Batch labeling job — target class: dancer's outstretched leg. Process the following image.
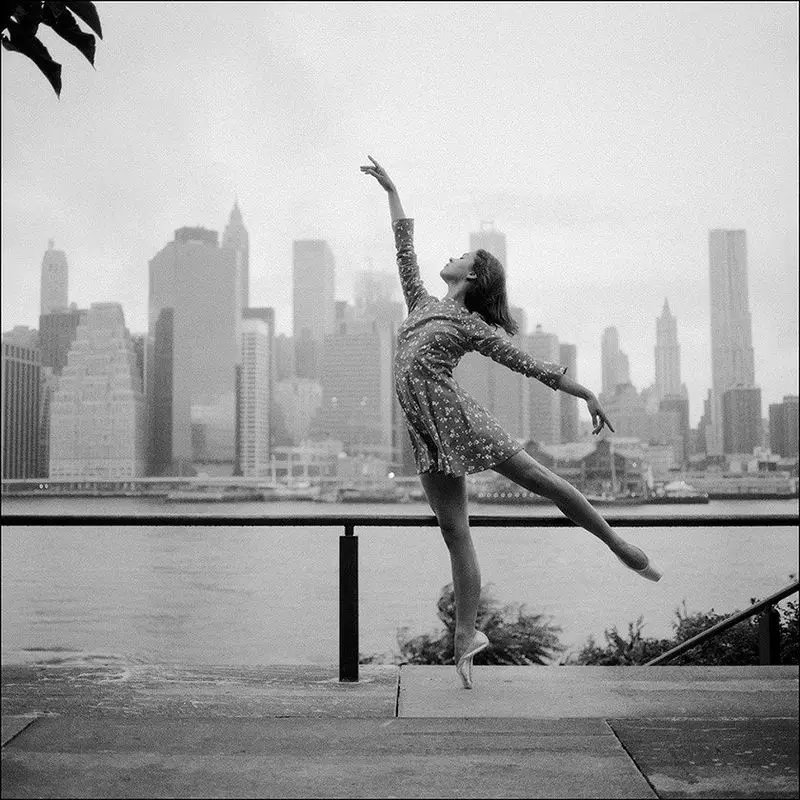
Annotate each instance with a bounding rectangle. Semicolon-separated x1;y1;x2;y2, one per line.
419;471;482;660
492;450;653;571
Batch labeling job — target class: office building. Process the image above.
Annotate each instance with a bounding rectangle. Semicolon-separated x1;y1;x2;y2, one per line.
769;395;799;457
655;299;681;401
38;305;85;375
708;229;755;454
40;239;68;316
239;317;270;476
1;327;42;478
222;201;250;310
528;324;561;445
274;378;323;445
470;221;507;266
293;239;335;379
601;327;630;396
559;343;579;443
146;226;240;475
722;386;762;456
50;303;146;479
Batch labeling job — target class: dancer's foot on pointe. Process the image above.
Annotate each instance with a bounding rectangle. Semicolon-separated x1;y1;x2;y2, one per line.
612;539;650;571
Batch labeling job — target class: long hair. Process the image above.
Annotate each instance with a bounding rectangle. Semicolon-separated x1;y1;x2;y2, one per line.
464;249;519;336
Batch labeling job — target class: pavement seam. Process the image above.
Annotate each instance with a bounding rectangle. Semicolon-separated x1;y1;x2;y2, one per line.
1;716;38;749
603;718;661;799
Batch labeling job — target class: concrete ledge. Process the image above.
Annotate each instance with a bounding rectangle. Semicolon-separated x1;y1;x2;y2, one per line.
398;665;800;719
1;664;399;719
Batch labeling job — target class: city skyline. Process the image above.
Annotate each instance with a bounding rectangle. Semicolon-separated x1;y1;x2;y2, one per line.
2;2;797;427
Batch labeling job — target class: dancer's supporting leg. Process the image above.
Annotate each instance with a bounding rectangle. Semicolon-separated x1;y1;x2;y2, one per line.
493;450;650;569
419;471;482;661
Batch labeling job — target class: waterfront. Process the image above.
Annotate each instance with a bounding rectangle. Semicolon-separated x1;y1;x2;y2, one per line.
1;497;797;667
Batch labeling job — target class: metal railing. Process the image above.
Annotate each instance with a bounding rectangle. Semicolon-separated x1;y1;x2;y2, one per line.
2;512;798;681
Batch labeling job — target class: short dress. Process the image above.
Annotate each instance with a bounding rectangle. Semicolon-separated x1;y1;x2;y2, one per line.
393;218;568;477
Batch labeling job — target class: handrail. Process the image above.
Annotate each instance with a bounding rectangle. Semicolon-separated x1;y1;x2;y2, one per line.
3;512;797;680
645;579;800;665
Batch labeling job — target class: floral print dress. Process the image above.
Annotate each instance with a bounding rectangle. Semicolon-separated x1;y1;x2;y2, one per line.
393;218;567;477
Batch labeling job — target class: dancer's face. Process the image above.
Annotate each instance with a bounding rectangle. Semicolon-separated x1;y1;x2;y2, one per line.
440;251;477;282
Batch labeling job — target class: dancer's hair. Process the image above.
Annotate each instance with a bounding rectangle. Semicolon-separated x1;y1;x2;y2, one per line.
464;249;519;336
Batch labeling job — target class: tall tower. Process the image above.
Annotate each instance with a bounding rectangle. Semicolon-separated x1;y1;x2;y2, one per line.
708;229;756;454
601;327;630;396
655;298;681;401
559;343;579;443
40;239;68;316
146;226;240;475
293;239;335;380
470;221;507;265
222;201;250;310
527;324;561;445
239;317;270;476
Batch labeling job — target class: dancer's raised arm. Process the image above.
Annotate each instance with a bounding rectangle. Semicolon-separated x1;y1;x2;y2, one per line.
361;155;430;312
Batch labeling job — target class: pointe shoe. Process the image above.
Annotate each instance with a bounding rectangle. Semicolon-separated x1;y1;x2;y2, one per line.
616;549;662;582
455;630;490;689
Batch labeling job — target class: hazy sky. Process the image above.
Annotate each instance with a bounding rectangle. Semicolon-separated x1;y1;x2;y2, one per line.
2;1;797;425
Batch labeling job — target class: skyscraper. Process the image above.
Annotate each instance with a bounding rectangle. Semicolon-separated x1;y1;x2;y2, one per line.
655;299;681;401
146;226;240;475
470;221;507;266
721;386;762;456
601;327;631;396
559;343;579;443
708;229;756;454
528;324;561;445
293;239;335;380
1;327;41;479
239;317;270;476
222;201;250;310
49;303;146;479
769;395;799;457
38;305;85;375
40;239;68;316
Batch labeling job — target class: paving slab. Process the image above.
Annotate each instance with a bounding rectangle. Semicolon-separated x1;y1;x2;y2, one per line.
1;664;399;719
398;665;800;719
609;717;799;799
0;717;656;799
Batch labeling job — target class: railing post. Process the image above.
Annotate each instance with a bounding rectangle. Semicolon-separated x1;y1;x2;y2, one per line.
758;605;781;665
339;522;359;682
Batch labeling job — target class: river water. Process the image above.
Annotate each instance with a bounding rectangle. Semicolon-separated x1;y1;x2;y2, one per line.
2;497;797;666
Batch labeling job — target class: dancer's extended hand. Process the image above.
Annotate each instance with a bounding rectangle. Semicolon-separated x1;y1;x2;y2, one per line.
360;155;396;193
587;396;615;435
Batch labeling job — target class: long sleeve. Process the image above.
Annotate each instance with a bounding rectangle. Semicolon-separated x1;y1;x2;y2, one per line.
393;218;430;313
467;315;567;390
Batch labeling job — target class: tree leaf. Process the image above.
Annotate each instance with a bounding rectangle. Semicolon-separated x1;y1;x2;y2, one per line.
42;0;94;65
62;0;101;38
4;20;62;96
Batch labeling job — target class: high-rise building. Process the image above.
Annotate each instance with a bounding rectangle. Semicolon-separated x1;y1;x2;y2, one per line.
721;386;762;456
708;229;756;454
274;378;323;445
769;395;798;458
601;327;631;396
239;318;270;476
1;327;42;479
470;221;507;266
275;334;295;381
50;303;146;479
39;239;68;316
655;299;681;401
146;226;240;475
658;392;690;466
354;270;404;330
528;324;561;445
38;305;85;375
222;201;250;310
293;239;335;379
559;343;579;443
310;323;395;461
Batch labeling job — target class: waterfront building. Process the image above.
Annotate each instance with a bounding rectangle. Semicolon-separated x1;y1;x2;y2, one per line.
559;343;579;443
654;299;681;401
274;378;323;445
50;303;146;479
239;317;270;476
310;323;396;462
708;229;756;455
527;324;561;445
38;305;84;375
222;201;250;310
769;395;799;457
1;327;42;479
659;391;690;466
146;226;240;475
601;327;631;397
293;239;335;380
470;221;507;266
721;386;762;456
39;239;68;316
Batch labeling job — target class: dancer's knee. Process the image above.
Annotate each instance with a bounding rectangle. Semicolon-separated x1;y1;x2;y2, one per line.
438;519;470;550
